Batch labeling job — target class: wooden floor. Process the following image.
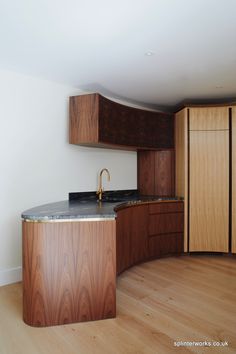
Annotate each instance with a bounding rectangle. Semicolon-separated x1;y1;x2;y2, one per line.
0;255;236;354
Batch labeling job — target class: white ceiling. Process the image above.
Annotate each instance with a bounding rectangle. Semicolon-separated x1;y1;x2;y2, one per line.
1;0;236;110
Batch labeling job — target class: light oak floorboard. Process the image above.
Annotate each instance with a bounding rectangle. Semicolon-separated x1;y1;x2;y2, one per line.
0;255;235;354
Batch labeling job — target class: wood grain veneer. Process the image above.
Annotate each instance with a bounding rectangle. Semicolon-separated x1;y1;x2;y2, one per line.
175;108;188;251
189;107;229;130
23;220;116;327
69;94;98;144
137;150;175;196
137;151;155;195
69;93;174;150
154;150;175;196
189;130;229;252
148;233;183;258
148;201;184;258
149;201;183;214
116;201;184;274
116;205;148;274
149;214;184;236
232;107;236;253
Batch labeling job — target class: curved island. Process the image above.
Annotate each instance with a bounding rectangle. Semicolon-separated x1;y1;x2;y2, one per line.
22;191;183;327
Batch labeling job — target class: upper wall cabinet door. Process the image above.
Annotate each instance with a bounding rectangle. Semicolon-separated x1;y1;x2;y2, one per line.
232;107;236;253
137;150;175;196
189;107;229;130
69;94;174;150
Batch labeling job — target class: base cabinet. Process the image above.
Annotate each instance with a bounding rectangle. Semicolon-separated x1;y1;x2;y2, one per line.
23;201;184;327
116;201;184;274
148;202;184;258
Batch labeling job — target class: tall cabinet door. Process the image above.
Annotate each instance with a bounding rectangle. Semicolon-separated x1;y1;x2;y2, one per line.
232;107;236;253
189;108;229;252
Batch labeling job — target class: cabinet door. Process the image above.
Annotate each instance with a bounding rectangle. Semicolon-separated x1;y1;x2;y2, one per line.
189;107;229;130
137;151;155;195
99;95;174;149
232;107;236;253
138;150;175;196
129;205;148;265
189;130;229;252
154;150;175;195
116;208;132;274
116;205;148;274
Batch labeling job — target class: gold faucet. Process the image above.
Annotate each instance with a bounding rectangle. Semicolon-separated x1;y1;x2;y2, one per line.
97;168;111;201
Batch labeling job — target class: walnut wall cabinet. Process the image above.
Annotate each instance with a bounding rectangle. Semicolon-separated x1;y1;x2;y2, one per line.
175;106;234;253
137;150;175;196
69;93;174;150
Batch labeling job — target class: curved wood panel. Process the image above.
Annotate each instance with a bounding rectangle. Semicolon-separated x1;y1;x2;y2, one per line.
23;220;116;327
116;205;148;274
116;201;184;274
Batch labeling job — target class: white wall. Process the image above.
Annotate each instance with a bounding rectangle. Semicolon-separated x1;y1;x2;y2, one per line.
0;69;137;286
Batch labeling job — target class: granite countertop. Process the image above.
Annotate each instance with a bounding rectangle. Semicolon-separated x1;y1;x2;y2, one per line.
21;190;183;221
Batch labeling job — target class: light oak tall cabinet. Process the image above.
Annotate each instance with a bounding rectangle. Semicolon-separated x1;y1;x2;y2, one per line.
232;107;236;253
175;106;231;253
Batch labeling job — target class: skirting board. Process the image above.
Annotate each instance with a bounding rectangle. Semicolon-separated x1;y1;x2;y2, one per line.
0;267;22;286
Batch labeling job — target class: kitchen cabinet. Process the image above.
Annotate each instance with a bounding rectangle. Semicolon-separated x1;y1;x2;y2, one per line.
232;107;236;253
175;106;230;252
137;150;175;196
69;93;174;150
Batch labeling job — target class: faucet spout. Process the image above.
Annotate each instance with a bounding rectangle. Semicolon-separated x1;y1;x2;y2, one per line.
97;168;111;201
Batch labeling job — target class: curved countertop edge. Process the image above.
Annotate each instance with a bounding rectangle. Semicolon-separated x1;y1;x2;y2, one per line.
21;197;183;222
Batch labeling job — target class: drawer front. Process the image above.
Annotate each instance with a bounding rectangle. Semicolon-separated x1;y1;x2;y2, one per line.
149;213;184;236
148;233;183;258
149;202;184;214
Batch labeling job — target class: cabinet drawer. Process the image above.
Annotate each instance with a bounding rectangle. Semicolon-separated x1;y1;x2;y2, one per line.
149;202;183;214
149;213;184;236
148;233;183;258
